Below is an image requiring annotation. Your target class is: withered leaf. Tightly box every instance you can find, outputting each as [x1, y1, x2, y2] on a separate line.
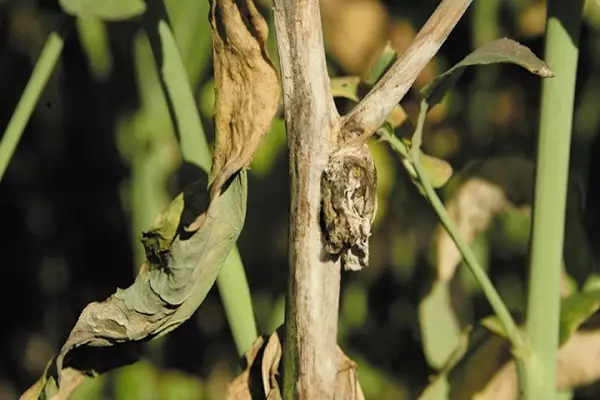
[227, 327, 365, 399]
[27, 173, 247, 398]
[209, 0, 280, 199]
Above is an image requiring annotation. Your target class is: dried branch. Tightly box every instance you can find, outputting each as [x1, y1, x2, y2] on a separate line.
[340, 0, 473, 144]
[272, 0, 342, 398]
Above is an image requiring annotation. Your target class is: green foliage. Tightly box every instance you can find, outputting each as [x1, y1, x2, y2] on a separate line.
[59, 0, 146, 21]
[418, 282, 461, 370]
[421, 38, 554, 110]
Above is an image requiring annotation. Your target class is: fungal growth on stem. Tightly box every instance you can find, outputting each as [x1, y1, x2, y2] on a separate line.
[321, 145, 378, 271]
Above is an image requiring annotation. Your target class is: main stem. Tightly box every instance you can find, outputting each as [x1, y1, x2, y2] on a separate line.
[273, 0, 341, 398]
[524, 1, 582, 398]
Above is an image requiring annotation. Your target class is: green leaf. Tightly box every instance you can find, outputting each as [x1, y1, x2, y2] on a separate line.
[377, 126, 453, 189]
[49, 172, 247, 385]
[59, 0, 146, 20]
[418, 281, 462, 370]
[362, 43, 397, 86]
[422, 38, 554, 109]
[330, 76, 361, 102]
[559, 290, 600, 345]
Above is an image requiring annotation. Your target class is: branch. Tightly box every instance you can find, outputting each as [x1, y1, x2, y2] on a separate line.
[340, 0, 473, 144]
[272, 0, 341, 398]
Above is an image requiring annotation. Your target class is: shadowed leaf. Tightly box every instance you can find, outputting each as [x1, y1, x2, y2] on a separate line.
[227, 328, 365, 399]
[422, 38, 553, 109]
[59, 0, 146, 20]
[32, 173, 247, 398]
[209, 0, 280, 199]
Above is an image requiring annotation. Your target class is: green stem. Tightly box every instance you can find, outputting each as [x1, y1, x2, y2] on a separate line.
[144, 0, 211, 171]
[144, 0, 258, 356]
[0, 17, 70, 182]
[217, 248, 258, 355]
[413, 161, 523, 349]
[523, 1, 582, 398]
[384, 129, 524, 350]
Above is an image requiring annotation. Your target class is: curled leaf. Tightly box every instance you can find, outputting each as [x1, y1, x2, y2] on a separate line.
[227, 328, 365, 399]
[34, 173, 247, 396]
[209, 0, 280, 198]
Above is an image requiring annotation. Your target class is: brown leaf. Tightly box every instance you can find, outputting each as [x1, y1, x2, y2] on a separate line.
[209, 0, 280, 199]
[451, 328, 600, 399]
[436, 178, 509, 283]
[227, 328, 364, 399]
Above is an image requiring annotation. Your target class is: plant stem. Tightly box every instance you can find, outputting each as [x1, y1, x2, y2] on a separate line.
[217, 248, 257, 355]
[272, 0, 341, 397]
[144, 0, 257, 357]
[384, 123, 524, 349]
[413, 160, 523, 347]
[0, 17, 70, 183]
[144, 0, 211, 171]
[523, 1, 582, 398]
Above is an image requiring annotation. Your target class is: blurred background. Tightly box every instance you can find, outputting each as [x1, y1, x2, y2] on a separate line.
[1, 0, 600, 398]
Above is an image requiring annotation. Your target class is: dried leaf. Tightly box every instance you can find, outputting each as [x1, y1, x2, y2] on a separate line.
[209, 0, 280, 198]
[30, 173, 247, 396]
[436, 178, 509, 282]
[59, 0, 146, 20]
[422, 38, 554, 110]
[227, 328, 364, 399]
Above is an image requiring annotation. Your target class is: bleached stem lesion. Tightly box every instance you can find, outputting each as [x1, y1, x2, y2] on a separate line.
[340, 0, 473, 144]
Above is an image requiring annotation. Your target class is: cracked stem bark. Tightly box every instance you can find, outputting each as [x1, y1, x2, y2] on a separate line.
[273, 0, 341, 398]
[340, 0, 473, 144]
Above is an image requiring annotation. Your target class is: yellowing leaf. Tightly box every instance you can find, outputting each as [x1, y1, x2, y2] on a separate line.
[209, 0, 280, 198]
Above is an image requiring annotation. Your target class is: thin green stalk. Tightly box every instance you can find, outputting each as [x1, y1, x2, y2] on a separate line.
[412, 158, 522, 347]
[144, 0, 211, 170]
[217, 248, 257, 355]
[144, 0, 258, 356]
[0, 17, 70, 182]
[386, 106, 523, 349]
[524, 1, 582, 398]
[468, 0, 499, 147]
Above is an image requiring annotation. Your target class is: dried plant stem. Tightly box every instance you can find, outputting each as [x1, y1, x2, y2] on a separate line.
[273, 0, 341, 397]
[340, 0, 472, 144]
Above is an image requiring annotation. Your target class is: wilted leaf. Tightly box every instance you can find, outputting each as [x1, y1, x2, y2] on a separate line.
[209, 0, 280, 199]
[32, 173, 247, 396]
[435, 178, 509, 283]
[59, 0, 146, 20]
[227, 328, 365, 399]
[422, 38, 553, 109]
[419, 281, 461, 370]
